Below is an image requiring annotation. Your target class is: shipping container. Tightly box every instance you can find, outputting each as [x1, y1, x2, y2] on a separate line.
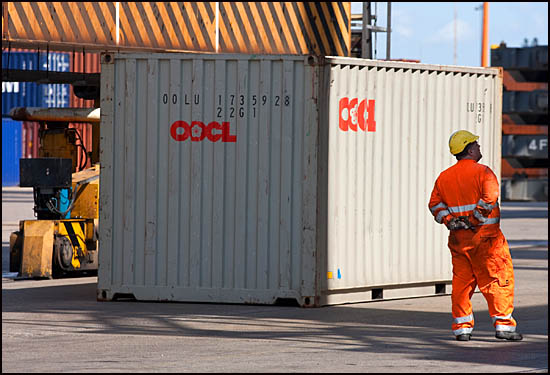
[502, 135, 548, 159]
[492, 44, 548, 202]
[21, 121, 40, 159]
[502, 177, 548, 201]
[2, 51, 70, 116]
[503, 90, 548, 114]
[5, 50, 99, 167]
[2, 52, 42, 115]
[69, 51, 101, 108]
[491, 45, 548, 71]
[98, 53, 503, 306]
[502, 70, 548, 92]
[69, 51, 101, 170]
[501, 158, 547, 178]
[2, 119, 23, 186]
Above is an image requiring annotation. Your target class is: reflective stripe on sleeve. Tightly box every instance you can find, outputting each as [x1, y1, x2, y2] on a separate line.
[495, 325, 516, 332]
[492, 314, 512, 324]
[430, 202, 448, 214]
[435, 210, 450, 224]
[453, 327, 474, 335]
[454, 314, 474, 324]
[477, 199, 493, 211]
[448, 204, 477, 214]
[473, 209, 488, 223]
[480, 217, 500, 225]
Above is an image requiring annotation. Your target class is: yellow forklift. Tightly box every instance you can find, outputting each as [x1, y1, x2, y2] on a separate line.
[9, 107, 100, 279]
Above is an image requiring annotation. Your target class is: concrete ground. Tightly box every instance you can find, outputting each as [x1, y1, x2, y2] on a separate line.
[2, 187, 548, 373]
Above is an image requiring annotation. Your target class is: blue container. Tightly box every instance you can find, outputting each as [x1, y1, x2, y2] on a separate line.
[2, 52, 70, 116]
[2, 119, 22, 186]
[491, 45, 548, 70]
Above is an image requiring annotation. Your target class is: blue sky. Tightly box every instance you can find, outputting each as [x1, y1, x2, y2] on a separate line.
[350, 2, 549, 67]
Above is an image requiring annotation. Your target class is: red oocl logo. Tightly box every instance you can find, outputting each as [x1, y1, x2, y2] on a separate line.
[170, 121, 236, 142]
[339, 97, 376, 132]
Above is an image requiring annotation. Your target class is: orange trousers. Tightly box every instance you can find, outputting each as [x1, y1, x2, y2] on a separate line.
[448, 230, 517, 336]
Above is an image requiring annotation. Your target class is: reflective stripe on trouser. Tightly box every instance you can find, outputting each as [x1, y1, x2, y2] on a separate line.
[493, 313, 517, 332]
[450, 251, 477, 336]
[452, 313, 475, 336]
[448, 230, 517, 335]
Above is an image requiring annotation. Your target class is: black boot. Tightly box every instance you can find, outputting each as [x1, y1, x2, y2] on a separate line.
[456, 334, 471, 341]
[495, 331, 523, 341]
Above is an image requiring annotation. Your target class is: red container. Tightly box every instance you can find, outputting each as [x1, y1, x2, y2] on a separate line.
[22, 121, 40, 159]
[69, 51, 100, 170]
[69, 51, 101, 108]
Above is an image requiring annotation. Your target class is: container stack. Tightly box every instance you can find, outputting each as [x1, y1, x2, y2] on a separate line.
[491, 44, 548, 201]
[19, 51, 100, 170]
[2, 51, 70, 186]
[1, 50, 99, 186]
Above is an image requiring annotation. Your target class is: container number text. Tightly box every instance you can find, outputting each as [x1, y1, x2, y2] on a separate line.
[161, 93, 291, 119]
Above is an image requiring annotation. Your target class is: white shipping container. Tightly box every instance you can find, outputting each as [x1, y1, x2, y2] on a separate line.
[98, 53, 502, 306]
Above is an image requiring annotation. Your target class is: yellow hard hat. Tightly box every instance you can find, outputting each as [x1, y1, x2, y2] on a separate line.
[448, 130, 479, 155]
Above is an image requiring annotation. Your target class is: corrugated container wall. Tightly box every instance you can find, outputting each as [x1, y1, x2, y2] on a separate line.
[322, 59, 502, 304]
[2, 52, 42, 115]
[98, 53, 502, 307]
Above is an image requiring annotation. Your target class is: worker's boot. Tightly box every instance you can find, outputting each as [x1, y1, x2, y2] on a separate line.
[495, 331, 523, 341]
[455, 334, 471, 341]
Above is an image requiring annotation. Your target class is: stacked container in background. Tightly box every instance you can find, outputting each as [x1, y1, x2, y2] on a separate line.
[2, 119, 22, 186]
[68, 51, 101, 170]
[491, 44, 548, 201]
[2, 49, 100, 185]
[2, 51, 70, 114]
[2, 50, 68, 185]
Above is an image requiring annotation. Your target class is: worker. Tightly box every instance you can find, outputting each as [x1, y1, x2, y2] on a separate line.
[428, 130, 523, 342]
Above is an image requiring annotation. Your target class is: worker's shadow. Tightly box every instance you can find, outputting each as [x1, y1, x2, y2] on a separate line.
[2, 280, 547, 370]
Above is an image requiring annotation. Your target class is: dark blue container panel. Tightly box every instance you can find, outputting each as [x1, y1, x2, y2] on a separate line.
[2, 52, 70, 116]
[491, 45, 548, 70]
[2, 119, 23, 186]
[503, 90, 548, 114]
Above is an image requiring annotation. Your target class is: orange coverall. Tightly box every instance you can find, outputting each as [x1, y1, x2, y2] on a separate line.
[429, 159, 518, 336]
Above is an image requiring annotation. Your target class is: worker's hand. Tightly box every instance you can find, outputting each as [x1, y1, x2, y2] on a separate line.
[467, 212, 481, 228]
[446, 217, 470, 231]
[458, 216, 474, 230]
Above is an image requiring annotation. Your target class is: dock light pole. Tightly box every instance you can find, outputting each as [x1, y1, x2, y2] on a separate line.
[481, 2, 489, 67]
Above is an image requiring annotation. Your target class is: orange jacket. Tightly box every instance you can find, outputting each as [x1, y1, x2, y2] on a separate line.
[429, 159, 501, 237]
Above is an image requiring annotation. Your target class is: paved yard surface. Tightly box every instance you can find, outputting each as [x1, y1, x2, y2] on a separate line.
[2, 187, 547, 373]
